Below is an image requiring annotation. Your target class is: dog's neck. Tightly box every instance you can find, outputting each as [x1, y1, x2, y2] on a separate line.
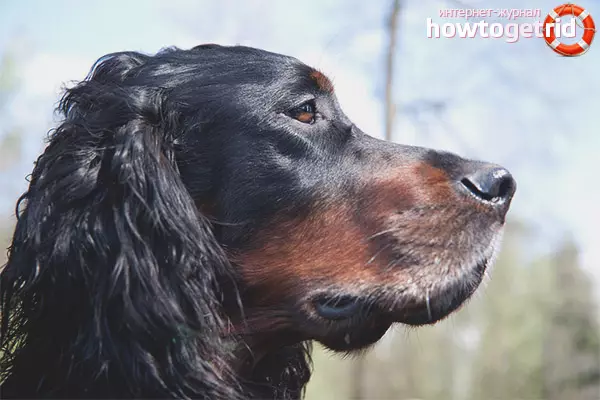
[231, 335, 313, 400]
[222, 311, 311, 399]
[216, 264, 313, 398]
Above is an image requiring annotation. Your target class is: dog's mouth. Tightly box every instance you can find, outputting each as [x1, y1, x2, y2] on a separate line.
[312, 256, 489, 326]
[306, 256, 490, 351]
[313, 295, 364, 320]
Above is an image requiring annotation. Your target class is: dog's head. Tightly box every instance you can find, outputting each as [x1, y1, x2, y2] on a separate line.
[169, 45, 516, 350]
[0, 44, 515, 397]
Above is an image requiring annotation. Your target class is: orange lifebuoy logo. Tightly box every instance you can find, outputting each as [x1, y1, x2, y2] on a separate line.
[544, 3, 596, 56]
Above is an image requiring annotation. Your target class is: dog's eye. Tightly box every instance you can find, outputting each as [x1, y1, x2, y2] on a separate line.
[289, 101, 316, 124]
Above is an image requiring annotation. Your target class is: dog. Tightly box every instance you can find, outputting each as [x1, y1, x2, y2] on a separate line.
[0, 44, 516, 399]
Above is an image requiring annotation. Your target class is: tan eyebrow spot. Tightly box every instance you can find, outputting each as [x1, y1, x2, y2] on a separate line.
[310, 70, 334, 93]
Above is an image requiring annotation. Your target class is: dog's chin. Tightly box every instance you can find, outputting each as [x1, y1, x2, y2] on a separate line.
[309, 256, 491, 352]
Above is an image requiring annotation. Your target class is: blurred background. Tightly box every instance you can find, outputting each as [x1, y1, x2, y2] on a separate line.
[0, 0, 599, 399]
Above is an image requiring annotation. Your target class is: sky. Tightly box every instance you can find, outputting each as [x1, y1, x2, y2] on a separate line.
[0, 0, 599, 286]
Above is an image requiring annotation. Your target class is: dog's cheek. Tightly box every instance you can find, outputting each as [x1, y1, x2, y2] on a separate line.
[231, 204, 382, 304]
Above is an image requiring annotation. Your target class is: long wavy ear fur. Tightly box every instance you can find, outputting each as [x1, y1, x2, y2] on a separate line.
[0, 52, 241, 399]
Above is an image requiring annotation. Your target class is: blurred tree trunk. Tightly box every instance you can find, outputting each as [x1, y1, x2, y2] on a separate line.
[384, 0, 400, 141]
[349, 1, 402, 397]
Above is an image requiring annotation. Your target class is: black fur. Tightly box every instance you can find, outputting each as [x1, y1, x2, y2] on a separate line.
[0, 45, 313, 399]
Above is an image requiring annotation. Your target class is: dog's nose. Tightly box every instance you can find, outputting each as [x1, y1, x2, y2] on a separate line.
[460, 165, 516, 205]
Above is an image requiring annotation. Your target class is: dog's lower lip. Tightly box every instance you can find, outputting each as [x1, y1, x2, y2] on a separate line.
[394, 257, 490, 325]
[313, 296, 362, 320]
[312, 255, 491, 324]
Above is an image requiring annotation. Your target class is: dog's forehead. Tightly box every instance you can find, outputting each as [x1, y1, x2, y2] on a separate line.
[214, 46, 335, 94]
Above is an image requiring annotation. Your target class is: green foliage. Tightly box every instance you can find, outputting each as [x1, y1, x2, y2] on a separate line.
[468, 222, 550, 400]
[0, 49, 20, 261]
[0, 51, 23, 171]
[542, 239, 600, 400]
[0, 52, 18, 109]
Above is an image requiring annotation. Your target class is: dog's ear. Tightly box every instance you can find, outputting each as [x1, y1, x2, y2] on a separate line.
[0, 52, 240, 399]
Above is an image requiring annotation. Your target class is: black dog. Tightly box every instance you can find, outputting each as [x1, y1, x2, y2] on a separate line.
[0, 44, 515, 399]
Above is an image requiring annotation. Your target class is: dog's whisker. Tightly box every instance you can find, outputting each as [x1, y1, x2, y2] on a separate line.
[366, 243, 392, 265]
[426, 290, 433, 322]
[367, 228, 400, 241]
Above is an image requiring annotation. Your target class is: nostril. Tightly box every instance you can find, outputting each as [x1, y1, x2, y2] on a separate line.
[461, 177, 493, 201]
[461, 167, 516, 203]
[496, 175, 516, 199]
